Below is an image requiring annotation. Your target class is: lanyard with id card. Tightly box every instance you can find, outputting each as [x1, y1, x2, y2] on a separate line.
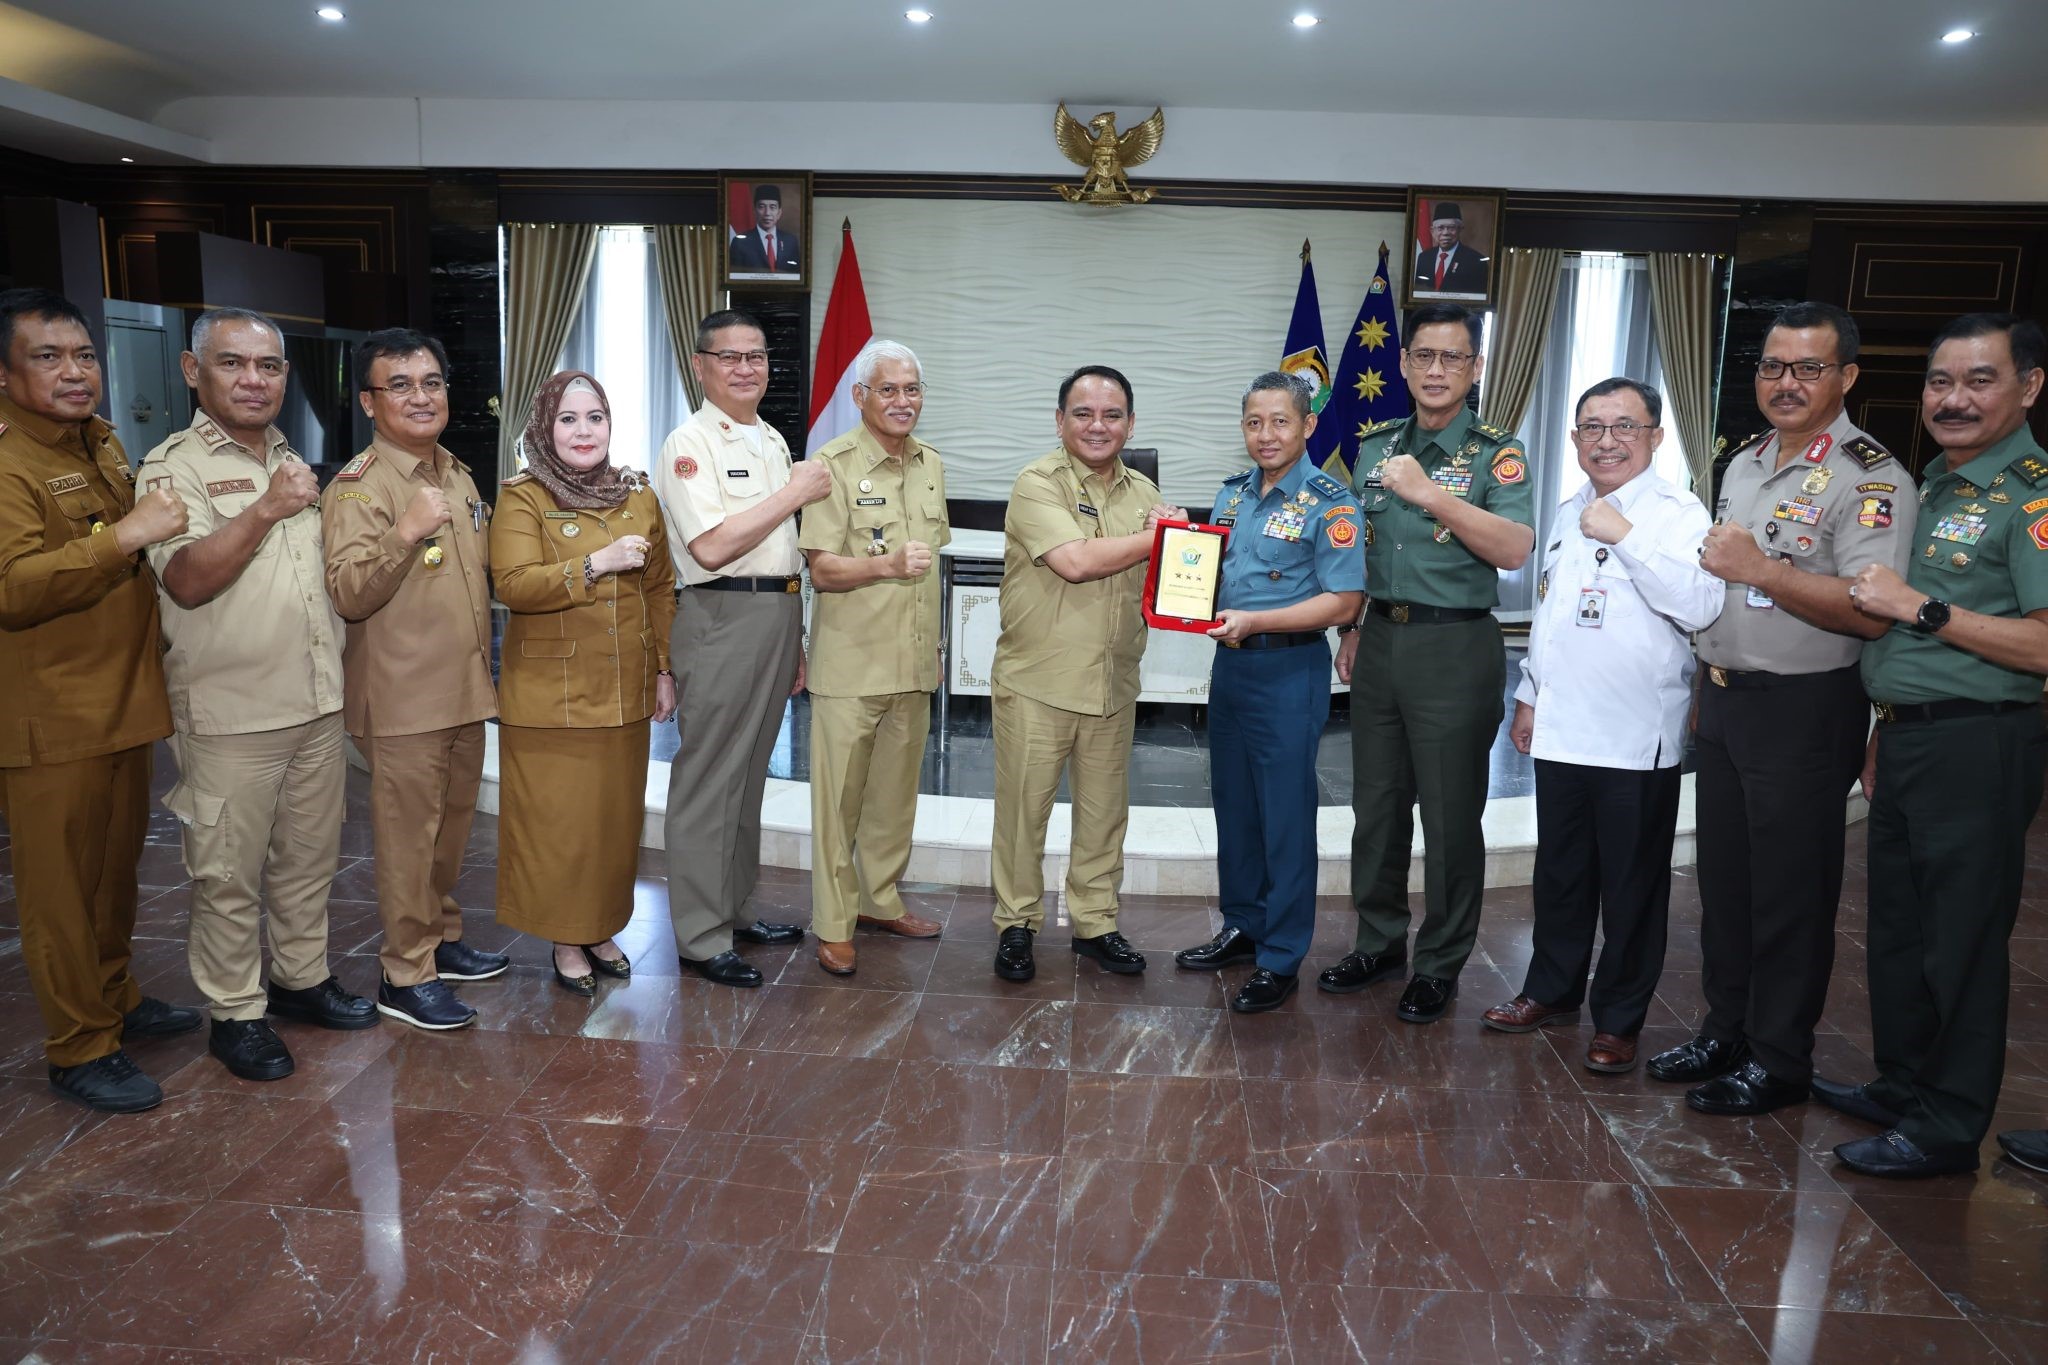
[1577, 545, 1613, 627]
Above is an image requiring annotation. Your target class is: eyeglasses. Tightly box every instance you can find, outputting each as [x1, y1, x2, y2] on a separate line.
[1573, 420, 1656, 443]
[856, 382, 927, 401]
[1406, 348, 1474, 372]
[1756, 360, 1839, 381]
[696, 349, 770, 368]
[365, 376, 448, 397]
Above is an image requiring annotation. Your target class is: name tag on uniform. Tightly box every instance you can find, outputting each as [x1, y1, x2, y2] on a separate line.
[856, 496, 886, 507]
[1576, 588, 1607, 627]
[206, 478, 257, 497]
[725, 469, 750, 479]
[543, 510, 577, 519]
[1077, 502, 1099, 518]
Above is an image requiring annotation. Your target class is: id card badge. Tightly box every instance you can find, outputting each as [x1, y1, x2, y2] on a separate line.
[1575, 587, 1607, 627]
[1745, 584, 1776, 610]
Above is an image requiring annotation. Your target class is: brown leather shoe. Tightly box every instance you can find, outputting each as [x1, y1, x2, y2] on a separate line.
[1481, 995, 1581, 1034]
[856, 911, 942, 939]
[1586, 1032, 1638, 1073]
[817, 940, 856, 976]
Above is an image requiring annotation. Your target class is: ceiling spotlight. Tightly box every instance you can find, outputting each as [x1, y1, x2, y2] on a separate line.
[1292, 12, 1319, 27]
[317, 6, 345, 20]
[905, 9, 933, 21]
[1941, 27, 1976, 42]
[118, 156, 134, 163]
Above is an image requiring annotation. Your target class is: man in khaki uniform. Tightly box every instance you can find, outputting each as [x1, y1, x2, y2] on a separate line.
[321, 328, 504, 1030]
[800, 340, 949, 975]
[0, 288, 195, 1113]
[648, 310, 825, 988]
[989, 365, 1183, 982]
[141, 308, 376, 1083]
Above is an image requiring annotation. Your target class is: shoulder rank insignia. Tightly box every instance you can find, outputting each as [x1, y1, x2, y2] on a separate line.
[1475, 421, 1512, 442]
[500, 472, 532, 486]
[194, 419, 230, 448]
[334, 452, 374, 481]
[1223, 469, 1254, 484]
[1842, 437, 1893, 470]
[1306, 471, 1348, 501]
[1358, 417, 1402, 441]
[44, 473, 87, 495]
[1731, 429, 1771, 457]
[2006, 453, 2048, 487]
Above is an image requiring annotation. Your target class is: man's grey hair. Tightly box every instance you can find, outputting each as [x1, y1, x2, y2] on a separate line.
[1575, 376, 1663, 426]
[853, 339, 922, 387]
[190, 307, 284, 358]
[1241, 369, 1313, 419]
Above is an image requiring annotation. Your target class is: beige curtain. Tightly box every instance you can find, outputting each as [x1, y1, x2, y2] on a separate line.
[1648, 252, 1720, 493]
[500, 222, 599, 478]
[654, 225, 723, 410]
[1477, 247, 1564, 435]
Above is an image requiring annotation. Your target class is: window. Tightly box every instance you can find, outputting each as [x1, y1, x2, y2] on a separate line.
[555, 226, 692, 473]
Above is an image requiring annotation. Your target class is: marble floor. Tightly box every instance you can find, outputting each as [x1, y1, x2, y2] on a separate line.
[0, 749, 2045, 1363]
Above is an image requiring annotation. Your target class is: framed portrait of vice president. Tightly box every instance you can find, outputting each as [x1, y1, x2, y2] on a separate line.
[1403, 187, 1503, 311]
[721, 172, 813, 290]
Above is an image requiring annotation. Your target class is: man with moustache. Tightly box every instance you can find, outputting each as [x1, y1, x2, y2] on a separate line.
[989, 366, 1185, 981]
[321, 329, 505, 1030]
[0, 288, 193, 1112]
[141, 309, 373, 1082]
[1827, 313, 2048, 1178]
[1658, 302, 1914, 1118]
[1412, 202, 1490, 297]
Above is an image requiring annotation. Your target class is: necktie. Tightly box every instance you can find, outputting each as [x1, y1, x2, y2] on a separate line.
[766, 232, 778, 266]
[1434, 250, 1449, 289]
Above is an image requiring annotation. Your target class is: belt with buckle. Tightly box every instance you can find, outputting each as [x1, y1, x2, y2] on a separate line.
[1872, 698, 2036, 726]
[1368, 600, 1490, 626]
[1705, 664, 1776, 689]
[1220, 631, 1325, 651]
[685, 575, 802, 595]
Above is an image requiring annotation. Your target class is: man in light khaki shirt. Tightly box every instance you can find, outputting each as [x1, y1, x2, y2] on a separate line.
[799, 340, 950, 975]
[989, 366, 1182, 983]
[142, 309, 374, 1082]
[320, 329, 503, 1030]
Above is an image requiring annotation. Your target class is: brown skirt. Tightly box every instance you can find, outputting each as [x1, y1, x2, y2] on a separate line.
[495, 719, 649, 943]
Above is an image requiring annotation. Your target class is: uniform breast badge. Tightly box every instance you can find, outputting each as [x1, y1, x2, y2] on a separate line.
[1802, 466, 1833, 495]
[423, 544, 445, 568]
[560, 522, 581, 539]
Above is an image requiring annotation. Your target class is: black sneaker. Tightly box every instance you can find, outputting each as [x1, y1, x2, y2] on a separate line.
[49, 1050, 162, 1113]
[209, 1018, 295, 1082]
[376, 978, 477, 1031]
[267, 976, 378, 1031]
[121, 997, 202, 1038]
[433, 940, 510, 981]
[994, 926, 1036, 982]
[1072, 931, 1146, 975]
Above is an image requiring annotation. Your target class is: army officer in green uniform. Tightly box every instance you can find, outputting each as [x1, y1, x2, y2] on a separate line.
[1328, 302, 1536, 1023]
[1830, 312, 2048, 1179]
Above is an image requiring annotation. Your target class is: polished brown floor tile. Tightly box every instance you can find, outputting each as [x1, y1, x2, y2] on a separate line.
[1056, 1159, 1274, 1280]
[1594, 1093, 1836, 1190]
[1855, 1193, 2048, 1326]
[1047, 1270, 1285, 1363]
[627, 1133, 866, 1251]
[32, 1089, 315, 1201]
[772, 934, 937, 993]
[900, 993, 1073, 1070]
[1501, 1294, 1769, 1362]
[925, 938, 1078, 1002]
[1261, 1169, 1497, 1291]
[506, 1036, 725, 1128]
[836, 1145, 1059, 1268]
[734, 984, 920, 1059]
[685, 1050, 897, 1142]
[1066, 1002, 1234, 1077]
[1657, 1186, 1956, 1315]
[804, 1255, 1051, 1364]
[1282, 1284, 1532, 1364]
[1225, 1008, 1386, 1083]
[1070, 960, 1224, 1008]
[1371, 1021, 1585, 1095]
[1737, 1306, 2006, 1364]
[0, 1182, 200, 1339]
[328, 1027, 564, 1116]
[217, 1099, 491, 1215]
[1063, 1074, 1250, 1165]
[0, 1077, 107, 1189]
[424, 1114, 677, 1233]
[555, 1239, 827, 1365]
[1456, 1177, 1722, 1303]
[873, 1060, 1067, 1155]
[161, 1017, 395, 1104]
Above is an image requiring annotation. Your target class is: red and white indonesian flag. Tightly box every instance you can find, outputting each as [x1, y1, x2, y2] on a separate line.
[805, 222, 873, 454]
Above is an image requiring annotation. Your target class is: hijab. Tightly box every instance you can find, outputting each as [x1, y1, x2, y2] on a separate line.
[518, 369, 637, 510]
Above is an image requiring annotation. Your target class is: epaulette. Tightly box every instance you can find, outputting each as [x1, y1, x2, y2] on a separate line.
[1474, 421, 1513, 442]
[1843, 437, 1894, 471]
[1731, 429, 1771, 457]
[1306, 470, 1349, 501]
[193, 417, 231, 449]
[1222, 469, 1254, 484]
[454, 458, 472, 474]
[2005, 451, 2048, 487]
[500, 472, 532, 486]
[333, 451, 374, 481]
[1358, 418, 1402, 441]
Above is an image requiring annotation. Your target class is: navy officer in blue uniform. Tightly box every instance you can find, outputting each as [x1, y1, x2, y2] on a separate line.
[1175, 371, 1365, 1011]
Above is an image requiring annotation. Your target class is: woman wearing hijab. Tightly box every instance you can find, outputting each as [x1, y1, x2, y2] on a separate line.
[492, 370, 677, 994]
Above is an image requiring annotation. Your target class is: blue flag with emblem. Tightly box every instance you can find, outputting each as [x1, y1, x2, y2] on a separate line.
[1319, 242, 1411, 478]
[1279, 239, 1338, 468]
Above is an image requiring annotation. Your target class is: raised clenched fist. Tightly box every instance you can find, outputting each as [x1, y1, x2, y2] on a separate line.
[116, 486, 188, 554]
[396, 486, 453, 544]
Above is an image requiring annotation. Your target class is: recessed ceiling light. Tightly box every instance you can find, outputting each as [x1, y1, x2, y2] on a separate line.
[1941, 27, 1976, 42]
[1292, 12, 1319, 27]
[905, 9, 933, 21]
[317, 6, 345, 21]
[119, 156, 134, 163]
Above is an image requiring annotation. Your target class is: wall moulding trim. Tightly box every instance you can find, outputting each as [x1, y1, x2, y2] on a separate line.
[813, 171, 1405, 211]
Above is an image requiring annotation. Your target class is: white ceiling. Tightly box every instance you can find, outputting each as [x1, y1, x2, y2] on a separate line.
[0, 0, 2043, 128]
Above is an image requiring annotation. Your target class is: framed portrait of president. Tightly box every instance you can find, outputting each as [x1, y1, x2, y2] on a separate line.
[1403, 187, 1503, 310]
[721, 171, 812, 290]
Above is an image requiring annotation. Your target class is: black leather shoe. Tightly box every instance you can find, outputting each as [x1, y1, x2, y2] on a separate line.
[1646, 1034, 1750, 1084]
[209, 1018, 295, 1082]
[1835, 1129, 1979, 1179]
[553, 958, 597, 998]
[1073, 931, 1146, 975]
[122, 997, 201, 1038]
[1229, 969, 1299, 1013]
[1686, 1059, 1810, 1116]
[1174, 926, 1256, 971]
[49, 1050, 162, 1113]
[994, 926, 1036, 982]
[376, 978, 477, 1031]
[735, 919, 804, 946]
[585, 946, 631, 980]
[1396, 974, 1457, 1024]
[679, 950, 764, 988]
[1811, 1075, 1902, 1128]
[267, 976, 378, 1031]
[1996, 1128, 2048, 1174]
[1317, 950, 1407, 994]
[433, 940, 510, 981]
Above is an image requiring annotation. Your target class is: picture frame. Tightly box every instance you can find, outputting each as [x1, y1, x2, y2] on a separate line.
[1402, 187, 1504, 311]
[719, 171, 813, 290]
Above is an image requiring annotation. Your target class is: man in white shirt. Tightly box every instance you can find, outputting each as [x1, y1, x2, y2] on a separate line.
[1481, 378, 1722, 1073]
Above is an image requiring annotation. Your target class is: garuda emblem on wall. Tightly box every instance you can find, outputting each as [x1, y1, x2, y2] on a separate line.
[1052, 104, 1166, 205]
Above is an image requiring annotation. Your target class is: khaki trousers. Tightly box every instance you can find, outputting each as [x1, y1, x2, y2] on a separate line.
[990, 687, 1133, 937]
[166, 714, 345, 1020]
[1, 745, 150, 1067]
[808, 691, 929, 942]
[359, 723, 484, 986]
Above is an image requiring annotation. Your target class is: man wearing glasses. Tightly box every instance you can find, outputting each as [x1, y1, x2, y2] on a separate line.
[1662, 301, 1913, 1115]
[650, 310, 829, 988]
[1328, 302, 1535, 1023]
[322, 329, 506, 1030]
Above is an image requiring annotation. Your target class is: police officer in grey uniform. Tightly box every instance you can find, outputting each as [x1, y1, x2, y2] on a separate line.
[1658, 302, 1916, 1115]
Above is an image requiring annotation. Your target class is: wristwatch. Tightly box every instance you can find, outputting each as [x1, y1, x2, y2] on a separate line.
[1914, 597, 1952, 633]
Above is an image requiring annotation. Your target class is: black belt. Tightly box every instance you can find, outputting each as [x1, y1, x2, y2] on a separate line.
[1872, 698, 2037, 726]
[1220, 631, 1325, 651]
[683, 576, 801, 595]
[1704, 662, 1860, 690]
[1368, 600, 1490, 626]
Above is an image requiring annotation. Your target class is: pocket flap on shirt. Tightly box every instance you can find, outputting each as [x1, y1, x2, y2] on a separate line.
[52, 488, 105, 522]
[521, 638, 576, 659]
[161, 782, 225, 827]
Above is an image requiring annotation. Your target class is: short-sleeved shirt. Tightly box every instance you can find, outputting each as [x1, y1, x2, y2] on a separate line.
[139, 414, 344, 736]
[1354, 406, 1534, 608]
[1211, 457, 1364, 612]
[1862, 426, 2048, 705]
[649, 401, 801, 585]
[0, 393, 169, 767]
[1698, 411, 1916, 674]
[991, 449, 1159, 715]
[799, 425, 951, 697]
